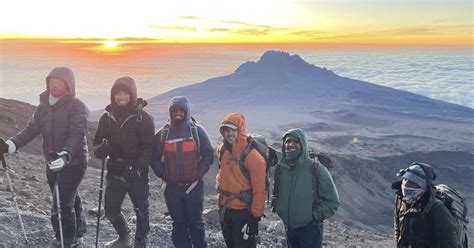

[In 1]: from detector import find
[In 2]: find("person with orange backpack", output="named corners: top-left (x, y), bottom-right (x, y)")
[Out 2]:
top-left (216, 112), bottom-right (266, 248)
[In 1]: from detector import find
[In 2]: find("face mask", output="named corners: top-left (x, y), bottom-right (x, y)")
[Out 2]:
top-left (49, 94), bottom-right (60, 106)
top-left (50, 86), bottom-right (68, 97)
top-left (401, 185), bottom-right (425, 205)
top-left (285, 150), bottom-right (300, 162)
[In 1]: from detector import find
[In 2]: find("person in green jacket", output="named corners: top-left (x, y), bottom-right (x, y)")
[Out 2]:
top-left (272, 128), bottom-right (339, 248)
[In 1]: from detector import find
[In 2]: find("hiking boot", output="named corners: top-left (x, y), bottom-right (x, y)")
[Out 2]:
top-left (133, 238), bottom-right (147, 248)
top-left (49, 240), bottom-right (61, 248)
top-left (72, 237), bottom-right (83, 247)
top-left (105, 231), bottom-right (133, 248)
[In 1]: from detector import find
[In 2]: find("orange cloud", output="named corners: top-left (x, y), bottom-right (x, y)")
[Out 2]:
top-left (216, 20), bottom-right (274, 29)
top-left (232, 29), bottom-right (271, 36)
top-left (208, 28), bottom-right (231, 32)
top-left (290, 30), bottom-right (328, 36)
top-left (178, 16), bottom-right (201, 20)
top-left (146, 25), bottom-right (197, 31)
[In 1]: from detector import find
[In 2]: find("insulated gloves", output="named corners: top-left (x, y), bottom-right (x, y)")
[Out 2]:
top-left (124, 166), bottom-right (144, 182)
top-left (47, 151), bottom-right (70, 173)
top-left (94, 141), bottom-right (111, 159)
top-left (0, 138), bottom-right (9, 154)
top-left (241, 211), bottom-right (260, 240)
top-left (0, 138), bottom-right (16, 154)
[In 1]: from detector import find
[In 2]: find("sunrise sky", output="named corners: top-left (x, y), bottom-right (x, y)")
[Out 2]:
top-left (1, 0), bottom-right (472, 46)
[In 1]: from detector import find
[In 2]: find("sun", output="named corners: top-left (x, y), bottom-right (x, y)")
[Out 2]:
top-left (83, 40), bottom-right (136, 55)
top-left (103, 40), bottom-right (119, 49)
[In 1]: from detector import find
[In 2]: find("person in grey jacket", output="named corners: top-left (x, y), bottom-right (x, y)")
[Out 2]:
top-left (0, 67), bottom-right (88, 247)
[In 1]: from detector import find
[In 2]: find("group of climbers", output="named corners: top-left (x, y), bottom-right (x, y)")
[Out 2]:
top-left (0, 67), bottom-right (466, 248)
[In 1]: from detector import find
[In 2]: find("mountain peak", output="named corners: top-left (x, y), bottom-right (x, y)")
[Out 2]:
top-left (233, 50), bottom-right (333, 77)
top-left (259, 50), bottom-right (304, 64)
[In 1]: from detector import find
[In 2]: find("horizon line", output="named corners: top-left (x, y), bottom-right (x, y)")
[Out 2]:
top-left (1, 38), bottom-right (473, 47)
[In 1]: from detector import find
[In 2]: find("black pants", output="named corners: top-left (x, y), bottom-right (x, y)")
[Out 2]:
top-left (104, 172), bottom-right (150, 240)
top-left (286, 221), bottom-right (323, 248)
top-left (46, 163), bottom-right (87, 247)
top-left (164, 180), bottom-right (207, 248)
top-left (221, 209), bottom-right (257, 248)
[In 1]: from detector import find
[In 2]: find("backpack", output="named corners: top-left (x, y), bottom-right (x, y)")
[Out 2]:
top-left (433, 184), bottom-right (469, 248)
top-left (218, 134), bottom-right (279, 205)
top-left (158, 117), bottom-right (200, 156)
top-left (396, 162), bottom-right (469, 248)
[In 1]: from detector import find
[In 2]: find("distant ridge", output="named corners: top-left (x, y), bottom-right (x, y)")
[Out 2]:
top-left (148, 50), bottom-right (474, 121)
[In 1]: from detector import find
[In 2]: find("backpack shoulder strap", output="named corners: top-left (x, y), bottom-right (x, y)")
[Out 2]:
top-left (104, 112), bottom-right (114, 140)
top-left (271, 163), bottom-right (282, 205)
top-left (217, 144), bottom-right (226, 169)
top-left (311, 159), bottom-right (321, 206)
top-left (158, 123), bottom-right (171, 153)
top-left (238, 139), bottom-right (255, 181)
top-left (190, 122), bottom-right (200, 153)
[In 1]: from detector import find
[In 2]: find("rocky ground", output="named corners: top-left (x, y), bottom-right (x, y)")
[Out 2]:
top-left (0, 152), bottom-right (393, 247)
top-left (2, 97), bottom-right (471, 247)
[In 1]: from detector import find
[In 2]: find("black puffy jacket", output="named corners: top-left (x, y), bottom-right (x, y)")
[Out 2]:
top-left (394, 163), bottom-right (460, 248)
top-left (11, 67), bottom-right (89, 165)
top-left (93, 77), bottom-right (155, 175)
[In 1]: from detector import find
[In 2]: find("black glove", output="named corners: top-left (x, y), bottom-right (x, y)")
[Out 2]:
top-left (94, 142), bottom-right (111, 159)
top-left (124, 166), bottom-right (144, 182)
top-left (0, 138), bottom-right (8, 154)
top-left (242, 211), bottom-right (260, 240)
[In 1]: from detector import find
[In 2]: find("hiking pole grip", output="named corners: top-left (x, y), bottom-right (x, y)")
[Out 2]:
top-left (95, 157), bottom-right (106, 248)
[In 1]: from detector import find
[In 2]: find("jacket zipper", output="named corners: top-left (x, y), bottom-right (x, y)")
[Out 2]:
top-left (109, 113), bottom-right (136, 129)
top-left (51, 105), bottom-right (55, 155)
top-left (288, 167), bottom-right (295, 227)
top-left (176, 128), bottom-right (182, 182)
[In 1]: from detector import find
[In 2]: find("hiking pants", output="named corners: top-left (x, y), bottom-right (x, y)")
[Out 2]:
top-left (104, 172), bottom-right (150, 240)
top-left (164, 180), bottom-right (207, 248)
top-left (46, 163), bottom-right (87, 247)
top-left (220, 209), bottom-right (257, 248)
top-left (286, 221), bottom-right (323, 248)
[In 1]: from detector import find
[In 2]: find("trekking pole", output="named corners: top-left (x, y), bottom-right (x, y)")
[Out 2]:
top-left (95, 157), bottom-right (106, 248)
top-left (47, 151), bottom-right (64, 248)
top-left (1, 154), bottom-right (29, 247)
top-left (54, 172), bottom-right (64, 248)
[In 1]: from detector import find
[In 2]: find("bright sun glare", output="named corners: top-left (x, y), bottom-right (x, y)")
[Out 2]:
top-left (103, 40), bottom-right (118, 49)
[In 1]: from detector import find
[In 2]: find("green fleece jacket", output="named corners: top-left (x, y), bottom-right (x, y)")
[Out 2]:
top-left (273, 128), bottom-right (340, 229)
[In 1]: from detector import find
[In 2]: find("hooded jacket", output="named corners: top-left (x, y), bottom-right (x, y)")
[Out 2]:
top-left (150, 96), bottom-right (214, 183)
top-left (93, 77), bottom-right (155, 175)
top-left (216, 112), bottom-right (266, 218)
top-left (10, 67), bottom-right (89, 165)
top-left (272, 128), bottom-right (339, 229)
top-left (394, 163), bottom-right (460, 248)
